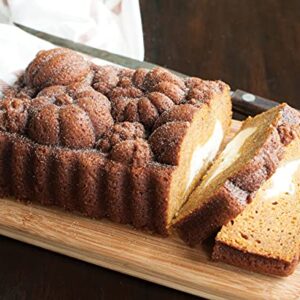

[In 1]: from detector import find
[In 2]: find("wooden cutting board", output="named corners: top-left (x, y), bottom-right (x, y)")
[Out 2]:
top-left (0, 120), bottom-right (299, 300)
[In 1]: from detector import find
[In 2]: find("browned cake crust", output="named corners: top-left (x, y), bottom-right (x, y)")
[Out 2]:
top-left (212, 241), bottom-right (298, 276)
top-left (174, 104), bottom-right (300, 245)
top-left (0, 48), bottom-right (231, 235)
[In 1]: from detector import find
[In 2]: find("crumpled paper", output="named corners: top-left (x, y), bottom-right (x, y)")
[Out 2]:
top-left (1, 0), bottom-right (144, 60)
top-left (0, 0), bottom-right (144, 94)
top-left (0, 23), bottom-right (117, 96)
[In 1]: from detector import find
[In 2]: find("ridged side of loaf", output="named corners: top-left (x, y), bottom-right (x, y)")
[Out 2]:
top-left (0, 131), bottom-right (175, 235)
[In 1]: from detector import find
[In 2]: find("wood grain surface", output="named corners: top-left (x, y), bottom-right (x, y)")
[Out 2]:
top-left (0, 120), bottom-right (299, 300)
top-left (1, 1), bottom-right (300, 300)
top-left (0, 197), bottom-right (299, 300)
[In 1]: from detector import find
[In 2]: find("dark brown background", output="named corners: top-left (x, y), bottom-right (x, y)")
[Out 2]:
top-left (0, 1), bottom-right (299, 300)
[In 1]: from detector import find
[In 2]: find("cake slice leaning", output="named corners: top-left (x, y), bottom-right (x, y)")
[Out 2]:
top-left (213, 126), bottom-right (300, 276)
top-left (173, 103), bottom-right (300, 245)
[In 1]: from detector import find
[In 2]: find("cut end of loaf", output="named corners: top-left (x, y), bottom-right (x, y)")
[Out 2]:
top-left (166, 86), bottom-right (232, 227)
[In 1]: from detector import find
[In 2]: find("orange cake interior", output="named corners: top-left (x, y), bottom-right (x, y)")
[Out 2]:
top-left (165, 89), bottom-right (232, 225)
top-left (213, 133), bottom-right (300, 276)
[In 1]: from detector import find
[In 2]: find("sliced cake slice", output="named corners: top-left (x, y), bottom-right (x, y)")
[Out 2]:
top-left (174, 103), bottom-right (300, 245)
top-left (213, 129), bottom-right (300, 276)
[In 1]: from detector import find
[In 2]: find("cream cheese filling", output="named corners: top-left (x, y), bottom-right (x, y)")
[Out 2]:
top-left (264, 159), bottom-right (300, 198)
top-left (204, 126), bottom-right (257, 187)
top-left (185, 120), bottom-right (223, 191)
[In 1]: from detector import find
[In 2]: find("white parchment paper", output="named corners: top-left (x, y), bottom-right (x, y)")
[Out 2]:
top-left (0, 24), bottom-right (122, 97)
top-left (0, 0), bottom-right (144, 60)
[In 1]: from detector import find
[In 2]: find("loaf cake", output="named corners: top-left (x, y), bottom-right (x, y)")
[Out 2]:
top-left (174, 104), bottom-right (300, 244)
top-left (0, 47), bottom-right (232, 235)
top-left (213, 127), bottom-right (300, 276)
